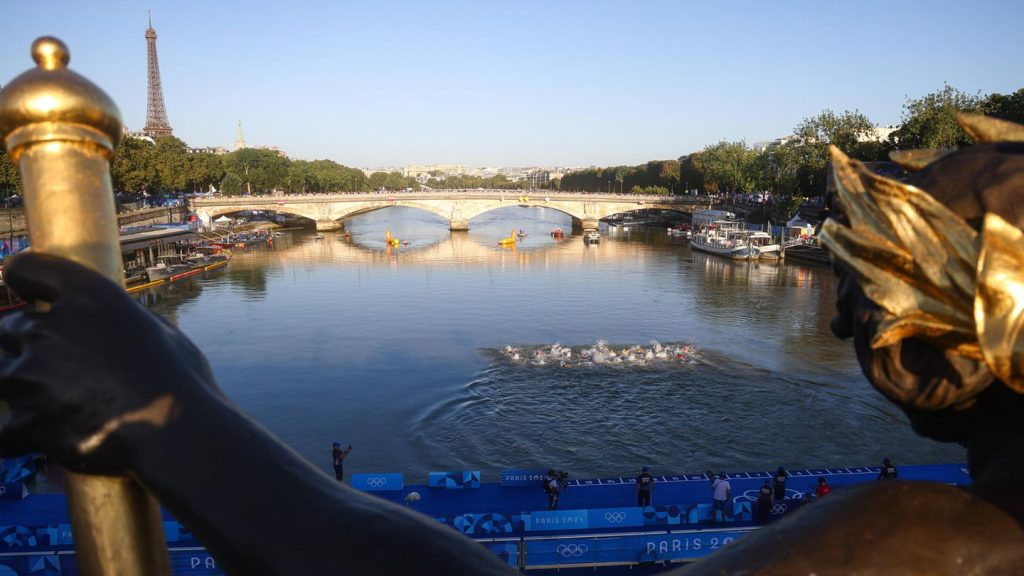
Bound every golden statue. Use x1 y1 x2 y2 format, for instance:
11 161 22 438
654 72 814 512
686 114 1024 573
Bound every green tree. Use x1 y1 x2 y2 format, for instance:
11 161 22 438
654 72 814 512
0 148 22 196
890 84 981 149
223 148 289 194
789 109 878 196
754 143 800 196
111 136 156 194
679 153 705 193
188 151 224 194
219 172 243 196
981 88 1024 125
368 171 389 191
153 136 191 192
701 141 756 193
794 109 876 155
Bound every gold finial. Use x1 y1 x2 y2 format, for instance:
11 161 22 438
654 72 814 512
31 37 70 71
0 36 123 162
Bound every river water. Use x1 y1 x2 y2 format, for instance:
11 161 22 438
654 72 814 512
139 206 964 481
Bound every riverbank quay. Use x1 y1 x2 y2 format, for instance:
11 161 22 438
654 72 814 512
0 463 967 574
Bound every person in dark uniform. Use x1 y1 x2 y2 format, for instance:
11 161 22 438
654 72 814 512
636 465 655 507
877 458 898 480
756 479 774 525
773 466 787 500
331 442 352 481
543 469 563 510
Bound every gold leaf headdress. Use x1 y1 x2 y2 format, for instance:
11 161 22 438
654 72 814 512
820 113 1024 405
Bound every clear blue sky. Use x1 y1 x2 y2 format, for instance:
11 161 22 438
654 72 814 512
2 0 1022 168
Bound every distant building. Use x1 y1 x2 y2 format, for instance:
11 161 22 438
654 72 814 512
234 120 246 151
524 170 551 189
403 164 467 179
753 125 898 151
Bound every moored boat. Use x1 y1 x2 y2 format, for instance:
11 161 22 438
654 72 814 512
747 231 781 260
689 220 754 259
145 256 193 282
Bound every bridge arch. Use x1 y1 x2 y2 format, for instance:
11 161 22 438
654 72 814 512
191 192 712 232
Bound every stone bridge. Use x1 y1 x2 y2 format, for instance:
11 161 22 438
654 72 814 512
191 190 713 231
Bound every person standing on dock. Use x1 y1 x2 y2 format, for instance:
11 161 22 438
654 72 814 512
877 458 898 480
711 473 731 524
543 470 563 510
636 466 655 507
773 466 788 500
331 442 352 482
756 480 774 525
816 476 831 498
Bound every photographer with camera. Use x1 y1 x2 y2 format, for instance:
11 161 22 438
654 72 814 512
543 469 568 510
331 442 353 482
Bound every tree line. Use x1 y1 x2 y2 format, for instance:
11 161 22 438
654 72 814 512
0 84 1020 199
560 85 1024 198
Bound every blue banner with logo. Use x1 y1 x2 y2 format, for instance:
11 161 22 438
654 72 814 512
526 510 588 531
351 473 404 492
500 469 546 486
588 507 644 529
525 529 750 566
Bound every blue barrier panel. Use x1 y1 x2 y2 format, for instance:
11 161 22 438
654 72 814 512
0 552 61 574
43 523 74 547
588 507 644 529
478 541 520 568
641 529 748 562
0 483 26 501
643 504 686 526
351 473 404 492
451 512 523 535
168 549 225 575
429 471 480 489
500 469 546 486
526 510 588 532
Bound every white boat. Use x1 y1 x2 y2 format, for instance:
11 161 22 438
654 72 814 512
689 221 758 260
583 229 600 244
747 231 781 260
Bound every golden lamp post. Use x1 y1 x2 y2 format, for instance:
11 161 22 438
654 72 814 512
0 38 171 575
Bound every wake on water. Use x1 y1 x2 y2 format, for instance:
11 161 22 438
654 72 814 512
492 340 702 369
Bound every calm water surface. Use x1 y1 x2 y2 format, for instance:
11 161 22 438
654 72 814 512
141 206 964 480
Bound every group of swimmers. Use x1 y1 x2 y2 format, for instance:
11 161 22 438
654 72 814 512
500 340 700 368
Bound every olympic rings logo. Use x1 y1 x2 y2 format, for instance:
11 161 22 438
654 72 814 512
556 543 589 557
604 512 627 523
772 503 788 515
367 477 388 488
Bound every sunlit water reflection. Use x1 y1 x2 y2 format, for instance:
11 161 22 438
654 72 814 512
138 206 963 480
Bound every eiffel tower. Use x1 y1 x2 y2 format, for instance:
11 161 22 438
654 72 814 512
143 12 173 138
